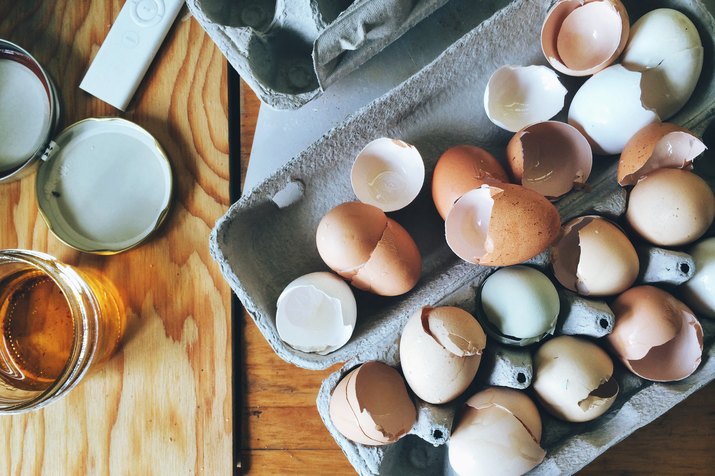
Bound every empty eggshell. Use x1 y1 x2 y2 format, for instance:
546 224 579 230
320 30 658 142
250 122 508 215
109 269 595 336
533 335 619 422
622 8 703 120
276 272 357 354
351 138 425 212
568 64 660 155
618 123 706 186
432 145 509 220
399 306 486 404
680 237 715 318
445 184 560 267
329 361 417 445
483 65 567 132
552 215 639 296
448 387 545 476
507 121 593 199
626 168 715 246
541 0 629 76
480 265 559 346
608 286 703 382
316 202 421 296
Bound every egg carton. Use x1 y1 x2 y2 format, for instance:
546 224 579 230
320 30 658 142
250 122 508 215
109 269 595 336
185 0 450 109
209 0 715 473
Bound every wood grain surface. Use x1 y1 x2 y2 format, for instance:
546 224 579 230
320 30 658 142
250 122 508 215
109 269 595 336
0 2 231 474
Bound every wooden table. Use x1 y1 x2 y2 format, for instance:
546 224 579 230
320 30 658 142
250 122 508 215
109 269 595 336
1 1 714 475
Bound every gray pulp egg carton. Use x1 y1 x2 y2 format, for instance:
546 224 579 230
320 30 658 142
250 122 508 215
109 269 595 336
185 0 450 109
209 0 715 473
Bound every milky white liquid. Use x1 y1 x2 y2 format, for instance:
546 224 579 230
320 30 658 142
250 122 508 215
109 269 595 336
0 59 51 172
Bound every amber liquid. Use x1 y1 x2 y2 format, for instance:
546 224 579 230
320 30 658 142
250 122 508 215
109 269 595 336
0 271 74 391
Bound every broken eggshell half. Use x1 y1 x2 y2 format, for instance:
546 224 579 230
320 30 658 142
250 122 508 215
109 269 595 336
399 306 486 404
483 65 567 133
507 121 593 199
316 202 421 296
680 237 715 319
608 285 703 382
276 271 357 354
533 335 619 422
618 122 706 186
541 0 629 77
329 361 417 446
351 137 425 212
445 184 560 267
432 145 509 220
552 215 639 297
448 387 546 476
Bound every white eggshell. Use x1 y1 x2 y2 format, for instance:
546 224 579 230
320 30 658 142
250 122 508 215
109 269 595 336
276 272 357 354
568 64 659 155
622 8 703 119
681 237 715 318
351 137 425 212
484 65 567 132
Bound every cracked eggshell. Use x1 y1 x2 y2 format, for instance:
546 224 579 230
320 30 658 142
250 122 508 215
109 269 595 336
618 123 706 186
483 65 567 133
608 286 703 382
507 121 592 199
445 184 560 267
480 265 559 346
316 202 421 296
626 168 715 247
541 0 629 76
568 64 660 155
329 361 416 446
681 237 715 318
351 138 425 212
533 335 619 422
622 8 703 120
399 306 486 404
552 215 639 297
276 272 357 354
448 387 545 476
432 145 509 220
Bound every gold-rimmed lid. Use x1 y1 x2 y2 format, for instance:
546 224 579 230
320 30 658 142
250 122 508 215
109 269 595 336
35 118 173 254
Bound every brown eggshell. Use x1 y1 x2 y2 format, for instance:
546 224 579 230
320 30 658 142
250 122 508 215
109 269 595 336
618 123 706 186
432 145 509 220
608 286 703 382
445 184 560 267
507 121 592 199
541 0 629 76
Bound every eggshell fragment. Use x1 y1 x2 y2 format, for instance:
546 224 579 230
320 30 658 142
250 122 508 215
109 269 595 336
480 266 559 346
445 184 560 267
483 65 567 132
507 121 592 199
329 361 416 446
432 145 508 220
399 306 486 404
680 237 715 318
618 123 706 186
626 168 715 247
608 286 703 382
541 0 628 76
351 138 425 212
552 215 639 296
622 8 703 120
448 387 545 476
533 336 619 422
316 202 421 296
276 272 357 354
568 64 659 155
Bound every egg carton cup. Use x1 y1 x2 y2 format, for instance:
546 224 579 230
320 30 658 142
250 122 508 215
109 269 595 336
185 0 450 109
210 0 715 473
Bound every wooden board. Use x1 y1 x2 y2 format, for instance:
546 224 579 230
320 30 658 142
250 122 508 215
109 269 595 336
0 2 231 474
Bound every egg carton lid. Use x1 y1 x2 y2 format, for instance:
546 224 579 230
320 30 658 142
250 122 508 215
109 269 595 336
186 0 450 110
